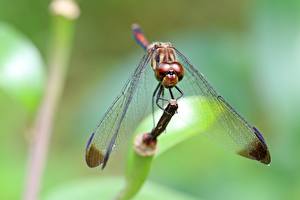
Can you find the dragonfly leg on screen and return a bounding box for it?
[152,83,161,127]
[161,87,165,109]
[174,86,184,100]
[168,88,175,99]
[156,85,168,110]
[156,85,164,110]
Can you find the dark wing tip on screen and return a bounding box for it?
[237,126,271,164]
[252,127,271,165]
[238,138,271,165]
[85,143,104,168]
[260,150,271,165]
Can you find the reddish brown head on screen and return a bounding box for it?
[155,62,184,88]
[149,42,184,88]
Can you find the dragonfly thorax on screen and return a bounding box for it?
[150,42,184,88]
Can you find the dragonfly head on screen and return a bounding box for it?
[149,42,184,88]
[155,62,184,88]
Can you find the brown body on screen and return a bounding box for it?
[148,42,184,88]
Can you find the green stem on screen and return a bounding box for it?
[23,1,79,200]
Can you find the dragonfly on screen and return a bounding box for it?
[85,24,271,169]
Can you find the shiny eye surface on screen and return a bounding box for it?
[170,62,184,80]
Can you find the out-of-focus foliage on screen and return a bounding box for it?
[1,0,300,199]
[0,22,45,200]
[0,23,45,111]
[44,177,199,200]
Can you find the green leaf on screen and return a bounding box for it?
[0,22,45,112]
[43,177,199,200]
[121,96,218,199]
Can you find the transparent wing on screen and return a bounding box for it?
[85,51,158,169]
[174,48,271,164]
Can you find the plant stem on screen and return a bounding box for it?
[23,1,79,200]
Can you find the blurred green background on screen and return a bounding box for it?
[1,0,300,199]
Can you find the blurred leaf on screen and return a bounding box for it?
[0,22,45,112]
[43,177,198,200]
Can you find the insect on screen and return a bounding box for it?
[85,24,271,169]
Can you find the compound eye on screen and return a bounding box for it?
[158,67,167,76]
[155,63,170,81]
[171,62,184,80]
